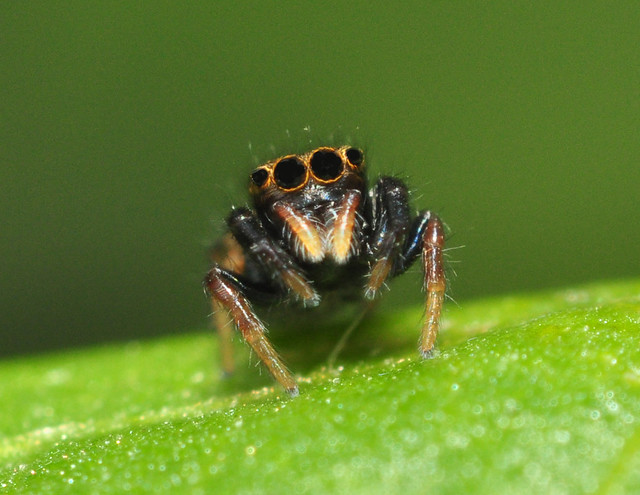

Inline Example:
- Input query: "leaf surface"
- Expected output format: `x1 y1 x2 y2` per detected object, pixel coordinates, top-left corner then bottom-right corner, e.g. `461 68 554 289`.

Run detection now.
2 280 639 494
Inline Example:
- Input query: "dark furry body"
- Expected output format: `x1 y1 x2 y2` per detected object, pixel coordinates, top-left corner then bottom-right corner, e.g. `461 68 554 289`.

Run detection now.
204 146 445 395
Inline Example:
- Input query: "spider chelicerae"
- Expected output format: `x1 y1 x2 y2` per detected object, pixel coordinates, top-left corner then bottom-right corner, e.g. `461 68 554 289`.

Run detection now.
204 145 445 396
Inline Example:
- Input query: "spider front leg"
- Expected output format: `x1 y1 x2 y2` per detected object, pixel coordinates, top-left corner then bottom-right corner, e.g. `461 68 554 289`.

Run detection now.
365 177 411 298
205 207 320 396
366 176 446 357
394 210 446 357
228 207 320 306
208 233 279 377
204 267 299 396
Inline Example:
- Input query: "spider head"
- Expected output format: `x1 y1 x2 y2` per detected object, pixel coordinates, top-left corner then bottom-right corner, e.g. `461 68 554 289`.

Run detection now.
248 146 368 264
249 146 366 207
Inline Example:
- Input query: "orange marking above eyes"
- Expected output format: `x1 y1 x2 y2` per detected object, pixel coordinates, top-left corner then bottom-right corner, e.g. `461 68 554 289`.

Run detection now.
273 202 325 263
330 190 361 264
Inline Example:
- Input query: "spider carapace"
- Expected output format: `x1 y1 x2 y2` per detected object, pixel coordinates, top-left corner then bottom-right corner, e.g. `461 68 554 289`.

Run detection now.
204 145 445 396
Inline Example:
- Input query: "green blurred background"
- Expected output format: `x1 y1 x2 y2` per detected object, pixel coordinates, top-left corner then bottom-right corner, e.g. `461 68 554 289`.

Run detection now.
2 2 639 357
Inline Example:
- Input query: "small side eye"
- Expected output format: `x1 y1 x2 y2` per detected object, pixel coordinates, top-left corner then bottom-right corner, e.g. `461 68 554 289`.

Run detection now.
345 147 363 167
310 149 343 181
251 168 269 187
274 157 307 189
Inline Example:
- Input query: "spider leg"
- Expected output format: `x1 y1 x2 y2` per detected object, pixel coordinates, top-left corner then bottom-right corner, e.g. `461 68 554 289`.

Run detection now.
211 299 235 376
209 233 247 377
209 233 279 377
204 266 299 396
206 207 320 396
420 215 446 357
228 207 320 306
364 177 412 298
393 210 446 357
364 177 446 357
208 266 284 378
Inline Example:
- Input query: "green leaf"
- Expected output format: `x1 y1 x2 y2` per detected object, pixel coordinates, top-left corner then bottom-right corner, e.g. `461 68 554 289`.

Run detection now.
2 280 640 494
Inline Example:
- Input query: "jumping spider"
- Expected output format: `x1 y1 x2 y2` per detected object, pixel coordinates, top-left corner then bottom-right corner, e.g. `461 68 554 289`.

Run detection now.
204 146 445 396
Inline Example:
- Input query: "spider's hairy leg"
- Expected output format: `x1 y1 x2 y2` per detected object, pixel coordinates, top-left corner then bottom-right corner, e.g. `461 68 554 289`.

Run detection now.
209 233 246 376
228 207 320 306
390 210 446 356
212 299 235 376
365 176 411 299
378 203 446 357
204 267 299 396
420 214 446 357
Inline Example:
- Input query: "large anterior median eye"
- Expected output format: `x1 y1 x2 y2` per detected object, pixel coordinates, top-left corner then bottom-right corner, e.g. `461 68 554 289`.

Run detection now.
273 157 307 190
310 149 343 182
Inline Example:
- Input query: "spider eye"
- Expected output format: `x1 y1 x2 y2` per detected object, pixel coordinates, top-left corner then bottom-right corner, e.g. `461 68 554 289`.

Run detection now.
274 157 307 189
310 149 343 181
251 168 269 187
345 147 363 167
